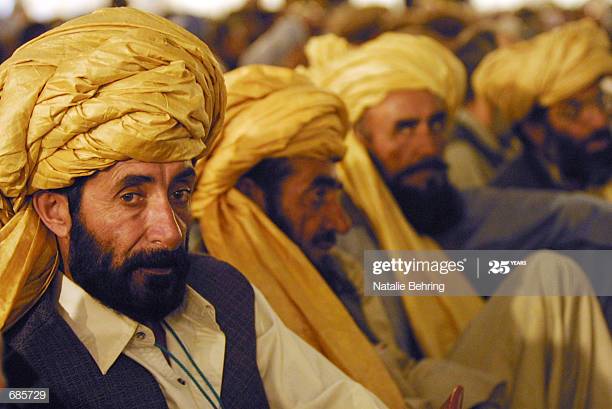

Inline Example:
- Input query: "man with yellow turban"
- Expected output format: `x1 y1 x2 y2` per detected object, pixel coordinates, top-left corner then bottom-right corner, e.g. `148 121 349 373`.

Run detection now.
190 64 405 409
0 8 392 409
300 32 612 408
474 19 612 193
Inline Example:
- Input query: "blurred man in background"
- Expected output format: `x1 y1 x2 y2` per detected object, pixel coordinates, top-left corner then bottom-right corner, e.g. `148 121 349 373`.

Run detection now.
475 19 612 194
304 30 612 354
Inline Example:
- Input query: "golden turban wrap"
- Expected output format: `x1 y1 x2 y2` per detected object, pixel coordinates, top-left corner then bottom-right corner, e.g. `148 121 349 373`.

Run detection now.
191 65 405 409
0 7 226 330
304 33 483 358
473 19 612 125
306 33 466 122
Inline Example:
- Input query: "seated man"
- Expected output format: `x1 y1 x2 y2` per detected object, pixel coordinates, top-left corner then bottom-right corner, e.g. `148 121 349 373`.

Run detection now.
303 32 612 352
0 9 388 409
192 64 612 409
474 19 611 194
191 64 406 409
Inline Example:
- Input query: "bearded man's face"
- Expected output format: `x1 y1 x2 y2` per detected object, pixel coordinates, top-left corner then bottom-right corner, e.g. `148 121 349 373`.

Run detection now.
546 82 611 187
358 89 464 235
65 160 195 323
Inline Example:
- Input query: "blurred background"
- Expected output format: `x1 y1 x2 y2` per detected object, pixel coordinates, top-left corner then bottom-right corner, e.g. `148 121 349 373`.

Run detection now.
0 0 610 70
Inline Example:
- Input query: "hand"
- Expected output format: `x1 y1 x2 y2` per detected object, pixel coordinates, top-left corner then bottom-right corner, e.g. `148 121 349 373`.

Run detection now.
439 386 464 409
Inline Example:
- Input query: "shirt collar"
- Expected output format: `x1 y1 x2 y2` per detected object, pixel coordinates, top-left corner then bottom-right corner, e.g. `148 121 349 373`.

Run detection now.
58 275 137 374
58 274 218 375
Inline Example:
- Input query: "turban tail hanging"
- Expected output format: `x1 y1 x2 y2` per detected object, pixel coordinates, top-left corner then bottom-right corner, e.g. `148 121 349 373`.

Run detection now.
0 7 226 330
192 65 406 409
304 33 484 358
473 18 612 126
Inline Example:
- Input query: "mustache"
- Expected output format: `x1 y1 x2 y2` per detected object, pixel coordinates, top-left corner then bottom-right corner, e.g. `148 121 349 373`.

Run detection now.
312 230 337 247
394 157 447 182
121 247 189 272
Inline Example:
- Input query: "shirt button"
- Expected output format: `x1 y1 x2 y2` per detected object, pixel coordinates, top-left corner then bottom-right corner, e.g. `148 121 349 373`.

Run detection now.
177 378 187 385
135 331 146 340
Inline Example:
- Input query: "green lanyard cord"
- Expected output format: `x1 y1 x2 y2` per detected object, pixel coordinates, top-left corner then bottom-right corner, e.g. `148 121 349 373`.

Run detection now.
154 320 224 409
154 342 220 409
161 320 224 409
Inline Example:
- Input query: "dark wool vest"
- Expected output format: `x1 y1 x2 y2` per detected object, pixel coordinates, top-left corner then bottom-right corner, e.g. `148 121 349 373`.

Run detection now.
3 254 270 409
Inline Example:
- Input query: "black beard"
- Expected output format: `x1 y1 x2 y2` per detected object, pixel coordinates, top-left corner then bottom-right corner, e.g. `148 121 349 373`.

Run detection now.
372 155 464 236
391 177 465 236
555 128 612 188
68 215 190 324
313 254 343 288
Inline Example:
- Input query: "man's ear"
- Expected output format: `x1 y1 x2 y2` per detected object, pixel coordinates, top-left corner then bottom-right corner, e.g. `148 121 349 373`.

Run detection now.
32 191 72 238
236 177 267 210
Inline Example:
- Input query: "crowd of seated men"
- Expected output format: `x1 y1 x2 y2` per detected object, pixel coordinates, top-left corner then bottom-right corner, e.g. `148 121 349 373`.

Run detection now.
1 3 611 409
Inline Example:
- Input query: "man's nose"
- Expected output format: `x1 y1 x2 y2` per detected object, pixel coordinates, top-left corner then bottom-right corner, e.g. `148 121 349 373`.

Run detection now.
145 196 183 250
325 199 352 235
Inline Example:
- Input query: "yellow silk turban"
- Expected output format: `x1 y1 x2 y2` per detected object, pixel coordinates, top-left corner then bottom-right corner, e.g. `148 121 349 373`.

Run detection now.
306 32 466 122
304 33 483 358
191 65 405 409
0 7 226 330
473 18 612 125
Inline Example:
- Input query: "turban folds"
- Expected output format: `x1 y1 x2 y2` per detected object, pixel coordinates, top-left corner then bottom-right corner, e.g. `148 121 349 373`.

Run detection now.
473 19 612 125
191 65 405 409
304 33 483 358
0 7 226 329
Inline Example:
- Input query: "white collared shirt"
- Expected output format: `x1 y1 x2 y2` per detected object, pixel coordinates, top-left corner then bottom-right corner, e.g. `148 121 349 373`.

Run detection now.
58 274 388 409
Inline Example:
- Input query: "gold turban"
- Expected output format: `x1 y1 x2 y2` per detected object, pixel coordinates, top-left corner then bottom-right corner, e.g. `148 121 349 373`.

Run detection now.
304 33 483 358
0 8 226 330
306 32 466 122
191 65 405 409
473 19 612 125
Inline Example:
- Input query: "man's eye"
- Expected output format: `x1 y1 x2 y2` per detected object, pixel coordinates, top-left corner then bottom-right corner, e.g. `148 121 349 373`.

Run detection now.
429 114 447 134
310 188 329 208
172 189 192 202
120 192 141 203
430 120 445 134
